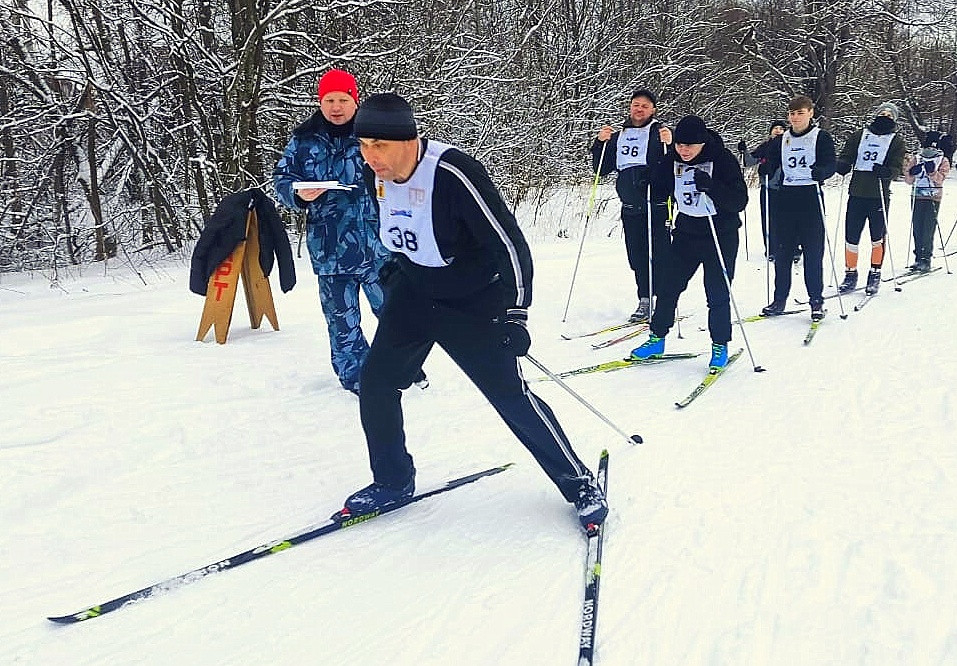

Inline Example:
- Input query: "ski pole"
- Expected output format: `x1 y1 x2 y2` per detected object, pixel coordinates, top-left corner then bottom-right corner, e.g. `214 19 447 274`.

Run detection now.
702 197 765 373
645 183 655 321
562 141 607 323
815 184 849 319
763 174 771 304
525 354 643 445
877 179 902 291
935 217 953 274
906 180 916 267
943 216 957 250
830 176 849 287
741 151 750 261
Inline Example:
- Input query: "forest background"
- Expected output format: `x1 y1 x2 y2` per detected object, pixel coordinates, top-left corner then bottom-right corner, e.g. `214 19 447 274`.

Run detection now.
2 0 956 274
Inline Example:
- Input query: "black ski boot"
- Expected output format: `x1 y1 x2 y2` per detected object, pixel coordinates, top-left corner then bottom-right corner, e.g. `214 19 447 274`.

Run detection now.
838 269 858 293
865 268 881 295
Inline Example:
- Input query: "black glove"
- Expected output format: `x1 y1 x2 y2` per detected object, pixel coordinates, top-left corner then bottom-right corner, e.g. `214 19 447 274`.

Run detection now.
757 159 774 177
495 308 531 356
737 140 748 153
922 161 936 174
810 165 828 183
835 161 852 176
693 170 713 192
871 163 892 178
908 163 924 176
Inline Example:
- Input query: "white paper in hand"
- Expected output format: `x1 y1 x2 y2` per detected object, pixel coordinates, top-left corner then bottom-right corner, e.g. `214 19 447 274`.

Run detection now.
292 181 356 191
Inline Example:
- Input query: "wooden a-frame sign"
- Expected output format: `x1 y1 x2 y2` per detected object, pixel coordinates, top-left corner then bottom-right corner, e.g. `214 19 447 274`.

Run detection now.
195 206 279 344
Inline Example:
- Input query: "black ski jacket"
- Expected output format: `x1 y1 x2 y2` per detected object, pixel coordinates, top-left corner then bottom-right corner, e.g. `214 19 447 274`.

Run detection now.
189 188 296 296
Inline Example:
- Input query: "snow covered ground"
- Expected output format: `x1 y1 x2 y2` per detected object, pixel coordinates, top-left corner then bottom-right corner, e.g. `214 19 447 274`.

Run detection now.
2 176 957 665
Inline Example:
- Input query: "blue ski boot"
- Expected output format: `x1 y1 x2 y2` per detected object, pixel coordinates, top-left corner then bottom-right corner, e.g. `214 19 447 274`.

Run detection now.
630 334 664 360
708 343 728 372
575 478 608 531
342 476 415 515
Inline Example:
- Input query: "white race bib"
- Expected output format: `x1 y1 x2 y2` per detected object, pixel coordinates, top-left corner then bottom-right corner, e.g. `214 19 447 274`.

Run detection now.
376 140 453 268
781 127 820 186
615 125 654 170
915 155 944 197
854 130 894 171
674 162 717 217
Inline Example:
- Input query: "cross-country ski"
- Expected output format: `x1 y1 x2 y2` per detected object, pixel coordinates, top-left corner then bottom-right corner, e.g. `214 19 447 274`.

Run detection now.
48 465 512 624
675 348 744 408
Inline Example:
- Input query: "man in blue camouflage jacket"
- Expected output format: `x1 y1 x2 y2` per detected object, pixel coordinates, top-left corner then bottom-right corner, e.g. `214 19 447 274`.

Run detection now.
274 70 394 395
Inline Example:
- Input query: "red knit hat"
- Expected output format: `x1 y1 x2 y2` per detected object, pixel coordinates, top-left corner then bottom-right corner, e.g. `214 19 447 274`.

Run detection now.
317 69 359 104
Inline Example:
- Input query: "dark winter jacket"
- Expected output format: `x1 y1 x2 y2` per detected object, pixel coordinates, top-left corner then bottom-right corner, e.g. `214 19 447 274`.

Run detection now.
189 188 296 296
590 116 668 205
749 138 781 189
837 116 906 199
751 122 837 188
650 130 747 238
273 112 388 276
362 139 533 312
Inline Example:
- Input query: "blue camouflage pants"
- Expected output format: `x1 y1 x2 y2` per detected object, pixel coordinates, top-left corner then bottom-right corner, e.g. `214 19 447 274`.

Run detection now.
318 272 384 391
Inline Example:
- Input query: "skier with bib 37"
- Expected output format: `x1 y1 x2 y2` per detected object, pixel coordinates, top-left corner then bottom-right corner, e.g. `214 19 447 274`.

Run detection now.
629 115 747 371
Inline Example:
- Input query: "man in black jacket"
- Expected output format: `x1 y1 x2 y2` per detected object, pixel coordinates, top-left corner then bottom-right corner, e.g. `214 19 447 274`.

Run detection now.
338 93 606 533
629 115 748 371
591 90 672 322
751 95 837 321
189 188 296 297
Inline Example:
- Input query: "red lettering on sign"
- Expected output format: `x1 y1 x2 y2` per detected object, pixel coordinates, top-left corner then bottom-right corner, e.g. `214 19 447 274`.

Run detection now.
213 280 229 300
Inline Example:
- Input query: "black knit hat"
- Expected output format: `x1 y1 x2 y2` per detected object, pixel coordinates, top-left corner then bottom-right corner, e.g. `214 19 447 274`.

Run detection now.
631 89 658 106
769 120 788 133
673 115 709 144
354 92 417 140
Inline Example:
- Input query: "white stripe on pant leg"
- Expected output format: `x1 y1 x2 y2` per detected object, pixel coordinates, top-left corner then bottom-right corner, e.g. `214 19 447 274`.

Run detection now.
516 358 587 477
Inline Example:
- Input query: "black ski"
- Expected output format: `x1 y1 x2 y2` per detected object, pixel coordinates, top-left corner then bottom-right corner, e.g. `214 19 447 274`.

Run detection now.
794 288 861 304
48 464 513 624
853 293 876 311
896 266 942 285
578 450 609 666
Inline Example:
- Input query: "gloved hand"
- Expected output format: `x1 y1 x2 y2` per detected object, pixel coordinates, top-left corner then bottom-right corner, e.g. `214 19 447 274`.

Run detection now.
693 169 713 192
494 308 531 356
908 163 924 176
757 159 774 177
871 163 892 178
737 139 748 154
835 161 852 176
921 161 936 174
810 165 828 183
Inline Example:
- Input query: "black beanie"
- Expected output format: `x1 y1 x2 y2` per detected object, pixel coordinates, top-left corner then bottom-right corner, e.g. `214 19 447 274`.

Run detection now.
354 92 417 140
673 115 709 144
769 120 788 133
